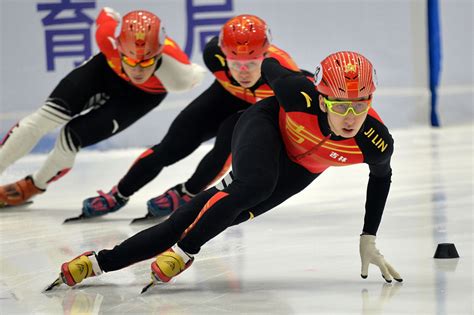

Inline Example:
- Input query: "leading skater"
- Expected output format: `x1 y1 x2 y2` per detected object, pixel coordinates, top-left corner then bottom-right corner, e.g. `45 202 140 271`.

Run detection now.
49 51 402 291
78 14 301 221
0 7 205 207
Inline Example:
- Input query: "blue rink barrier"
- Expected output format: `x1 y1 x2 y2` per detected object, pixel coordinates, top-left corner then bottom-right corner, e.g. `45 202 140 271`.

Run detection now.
428 0 442 127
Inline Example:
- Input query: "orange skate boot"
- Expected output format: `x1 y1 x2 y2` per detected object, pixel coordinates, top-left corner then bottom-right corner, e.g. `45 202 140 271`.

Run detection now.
0 176 44 207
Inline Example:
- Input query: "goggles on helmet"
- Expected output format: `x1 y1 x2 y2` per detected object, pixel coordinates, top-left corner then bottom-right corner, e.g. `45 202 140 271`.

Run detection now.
227 57 264 72
323 96 372 116
121 54 158 68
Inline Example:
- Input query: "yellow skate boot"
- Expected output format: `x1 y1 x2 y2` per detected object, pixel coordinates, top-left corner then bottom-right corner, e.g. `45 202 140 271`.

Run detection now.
60 251 103 286
151 245 194 283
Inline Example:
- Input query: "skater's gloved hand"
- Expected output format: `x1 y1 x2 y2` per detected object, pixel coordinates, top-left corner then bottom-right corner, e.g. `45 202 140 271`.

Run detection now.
359 234 402 283
103 7 121 22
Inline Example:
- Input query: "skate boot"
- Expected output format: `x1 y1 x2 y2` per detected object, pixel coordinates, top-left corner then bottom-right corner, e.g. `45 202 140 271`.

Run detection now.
60 251 103 287
0 175 44 207
147 184 193 218
151 245 194 283
82 186 129 218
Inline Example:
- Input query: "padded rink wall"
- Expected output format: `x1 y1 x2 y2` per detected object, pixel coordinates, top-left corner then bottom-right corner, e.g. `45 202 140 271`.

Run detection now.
0 0 472 152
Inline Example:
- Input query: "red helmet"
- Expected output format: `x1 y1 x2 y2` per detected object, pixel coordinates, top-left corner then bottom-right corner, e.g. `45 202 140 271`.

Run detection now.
219 15 271 60
117 10 166 60
314 51 377 99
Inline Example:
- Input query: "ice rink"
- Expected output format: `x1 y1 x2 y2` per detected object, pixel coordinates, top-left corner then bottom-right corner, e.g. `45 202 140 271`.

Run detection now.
0 124 472 315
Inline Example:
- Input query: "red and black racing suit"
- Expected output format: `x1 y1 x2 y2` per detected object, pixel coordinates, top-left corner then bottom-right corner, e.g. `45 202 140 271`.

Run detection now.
43 9 191 151
95 57 393 271
116 36 300 197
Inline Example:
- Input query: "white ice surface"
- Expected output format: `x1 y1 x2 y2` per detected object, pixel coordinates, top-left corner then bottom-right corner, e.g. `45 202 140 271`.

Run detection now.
0 124 472 315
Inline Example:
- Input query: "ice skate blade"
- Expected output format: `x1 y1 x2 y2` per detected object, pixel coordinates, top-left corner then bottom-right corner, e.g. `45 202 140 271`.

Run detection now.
63 214 87 223
130 213 165 225
0 200 34 209
43 276 63 293
140 281 155 294
63 214 109 223
140 276 170 294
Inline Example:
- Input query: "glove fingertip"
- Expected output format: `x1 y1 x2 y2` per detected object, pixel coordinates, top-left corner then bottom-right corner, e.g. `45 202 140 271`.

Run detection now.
394 277 403 282
382 275 392 283
361 274 367 279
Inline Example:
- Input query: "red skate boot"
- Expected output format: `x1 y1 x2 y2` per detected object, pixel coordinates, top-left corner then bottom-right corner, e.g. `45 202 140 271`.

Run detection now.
146 184 193 218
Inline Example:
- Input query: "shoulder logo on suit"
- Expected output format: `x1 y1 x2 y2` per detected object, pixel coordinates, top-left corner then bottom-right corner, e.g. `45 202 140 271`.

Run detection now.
300 91 312 108
214 54 226 67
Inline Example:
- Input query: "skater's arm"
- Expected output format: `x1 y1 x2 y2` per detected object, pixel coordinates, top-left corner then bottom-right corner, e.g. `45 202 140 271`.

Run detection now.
362 162 392 236
262 57 318 114
156 38 206 92
95 7 120 53
357 115 394 236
